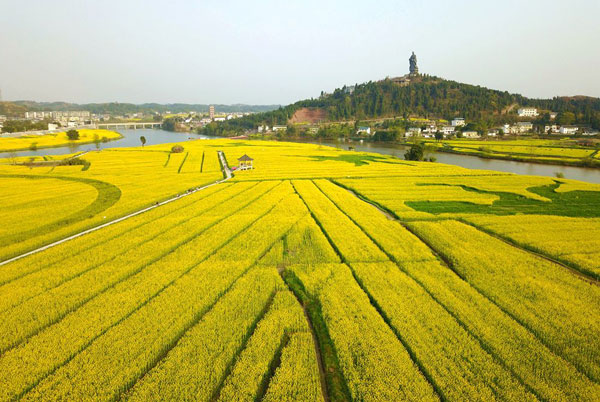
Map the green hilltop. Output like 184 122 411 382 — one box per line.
201 75 600 136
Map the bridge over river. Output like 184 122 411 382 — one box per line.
96 122 162 129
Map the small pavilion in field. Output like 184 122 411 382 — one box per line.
238 154 254 170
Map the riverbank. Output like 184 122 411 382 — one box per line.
0 129 122 152
427 146 600 168
264 137 600 184
0 128 215 159
398 139 600 168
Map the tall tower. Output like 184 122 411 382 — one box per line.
409 52 418 76
209 105 215 120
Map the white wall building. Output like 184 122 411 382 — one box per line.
422 124 437 134
544 125 560 133
462 131 480 138
272 125 287 132
559 126 579 135
356 126 371 135
516 122 533 133
407 127 421 135
517 108 539 117
440 126 455 135
451 118 466 127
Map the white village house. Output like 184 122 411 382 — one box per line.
559 126 579 135
440 126 455 136
451 118 466 127
462 131 480 138
356 126 371 135
517 108 539 117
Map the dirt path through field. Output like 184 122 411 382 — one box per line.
0 150 233 267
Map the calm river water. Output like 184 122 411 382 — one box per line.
2 129 600 184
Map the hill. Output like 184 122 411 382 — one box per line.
0 102 28 118
201 75 600 136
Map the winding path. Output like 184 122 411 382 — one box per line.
0 151 232 267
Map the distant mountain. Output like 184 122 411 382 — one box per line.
201 75 600 135
0 101 28 117
4 101 280 116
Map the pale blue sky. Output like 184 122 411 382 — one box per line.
1 0 599 104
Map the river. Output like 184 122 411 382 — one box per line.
2 129 600 184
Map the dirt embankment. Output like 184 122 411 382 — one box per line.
289 108 328 124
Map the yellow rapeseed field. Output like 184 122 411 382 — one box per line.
0 139 599 401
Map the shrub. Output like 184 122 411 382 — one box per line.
171 145 184 153
66 129 80 140
404 143 425 161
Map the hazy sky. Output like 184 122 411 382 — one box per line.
1 0 599 105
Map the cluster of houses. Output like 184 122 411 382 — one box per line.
19 106 251 131
24 110 92 128
390 107 597 139
405 117 482 139
257 125 289 133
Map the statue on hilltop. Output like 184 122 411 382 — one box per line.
409 51 418 76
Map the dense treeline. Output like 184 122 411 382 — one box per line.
1 119 50 133
4 101 279 116
202 75 600 136
322 76 600 127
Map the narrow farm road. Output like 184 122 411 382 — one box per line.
0 150 233 267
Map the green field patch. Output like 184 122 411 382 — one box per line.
304 154 404 166
406 182 600 217
0 174 121 248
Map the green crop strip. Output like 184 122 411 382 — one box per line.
406 182 600 217
0 175 121 250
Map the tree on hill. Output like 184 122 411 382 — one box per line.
556 111 576 125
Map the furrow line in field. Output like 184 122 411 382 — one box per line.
16 195 284 401
0 181 232 287
402 222 600 386
0 181 276 355
0 183 251 313
458 218 599 284
291 180 443 402
318 181 543 401
0 149 233 267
